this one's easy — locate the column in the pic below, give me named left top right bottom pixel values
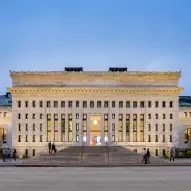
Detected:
left=72, top=113, right=76, bottom=143
left=101, top=113, right=105, bottom=145
left=58, top=113, right=61, bottom=142
left=115, top=113, right=118, bottom=143
left=122, top=113, right=126, bottom=142
left=130, top=114, right=133, bottom=142
left=51, top=113, right=54, bottom=142
left=86, top=113, right=90, bottom=145
left=79, top=112, right=83, bottom=146
left=65, top=113, right=68, bottom=142
left=137, top=114, right=140, bottom=142
left=108, top=113, right=112, bottom=145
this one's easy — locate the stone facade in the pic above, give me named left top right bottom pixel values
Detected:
left=9, top=70, right=183, bottom=157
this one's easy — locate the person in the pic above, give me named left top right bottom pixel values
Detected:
left=51, top=142, right=56, bottom=154
left=2, top=146, right=7, bottom=162
left=170, top=147, right=175, bottom=162
left=48, top=141, right=52, bottom=154
left=147, top=148, right=151, bottom=164
left=7, top=148, right=11, bottom=162
left=142, top=148, right=147, bottom=164
left=13, top=148, right=17, bottom=161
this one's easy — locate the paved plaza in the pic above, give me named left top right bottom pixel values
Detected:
left=0, top=167, right=191, bottom=191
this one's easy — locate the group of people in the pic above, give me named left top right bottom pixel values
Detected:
left=1, top=146, right=17, bottom=162
left=48, top=142, right=57, bottom=155
left=142, top=148, right=150, bottom=164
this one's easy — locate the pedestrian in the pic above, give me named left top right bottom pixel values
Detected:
left=170, top=147, right=175, bottom=162
left=142, top=148, right=147, bottom=164
left=2, top=147, right=7, bottom=162
left=48, top=141, right=52, bottom=154
left=13, top=148, right=17, bottom=161
left=51, top=142, right=56, bottom=154
left=7, top=148, right=11, bottom=162
left=147, top=148, right=151, bottom=164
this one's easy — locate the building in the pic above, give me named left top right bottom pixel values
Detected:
left=0, top=92, right=12, bottom=145
left=9, top=68, right=184, bottom=157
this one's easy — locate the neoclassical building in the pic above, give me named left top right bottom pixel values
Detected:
left=9, top=68, right=185, bottom=157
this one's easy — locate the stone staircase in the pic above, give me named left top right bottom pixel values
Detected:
left=24, top=146, right=165, bottom=165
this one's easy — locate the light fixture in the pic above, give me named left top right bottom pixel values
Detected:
left=93, top=120, right=98, bottom=125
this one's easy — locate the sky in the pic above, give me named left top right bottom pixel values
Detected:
left=0, top=0, right=191, bottom=94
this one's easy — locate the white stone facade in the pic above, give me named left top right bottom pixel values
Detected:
left=9, top=70, right=183, bottom=157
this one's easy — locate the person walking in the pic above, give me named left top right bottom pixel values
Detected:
left=48, top=141, right=52, bottom=154
left=147, top=148, right=151, bottom=164
left=170, top=147, right=175, bottom=162
left=142, top=148, right=147, bottom=164
left=7, top=148, right=11, bottom=162
left=2, top=147, right=7, bottom=162
left=51, top=142, right=56, bottom=155
left=13, top=148, right=17, bottom=161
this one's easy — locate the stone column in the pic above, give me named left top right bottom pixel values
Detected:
left=101, top=113, right=105, bottom=145
left=79, top=112, right=83, bottom=146
left=130, top=114, right=133, bottom=142
left=115, top=113, right=118, bottom=143
left=108, top=113, right=112, bottom=145
left=72, top=112, right=76, bottom=143
left=122, top=113, right=126, bottom=142
left=65, top=113, right=68, bottom=142
left=86, top=113, right=90, bottom=145
left=58, top=113, right=61, bottom=142
left=137, top=114, right=140, bottom=142
left=51, top=113, right=54, bottom=142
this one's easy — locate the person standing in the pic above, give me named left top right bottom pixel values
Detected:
left=51, top=142, right=56, bottom=155
left=13, top=148, right=17, bottom=161
left=2, top=147, right=7, bottom=162
left=7, top=148, right=11, bottom=162
left=147, top=148, right=151, bottom=164
left=142, top=148, right=147, bottom=164
left=48, top=141, right=52, bottom=154
left=170, top=147, right=175, bottom=162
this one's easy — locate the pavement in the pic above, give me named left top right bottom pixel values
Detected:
left=0, top=166, right=191, bottom=191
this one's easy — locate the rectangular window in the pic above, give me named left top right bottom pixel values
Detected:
left=33, top=135, right=35, bottom=142
left=112, top=101, right=115, bottom=108
left=18, top=113, right=21, bottom=119
left=155, top=124, right=158, bottom=131
left=61, top=101, right=65, bottom=108
left=112, top=123, right=115, bottom=131
left=68, top=101, right=72, bottom=108
left=148, top=101, right=152, bottom=108
left=32, top=101, right=36, bottom=108
left=26, top=124, right=28, bottom=131
left=155, top=101, right=159, bottom=108
left=148, top=114, right=151, bottom=119
left=163, top=114, right=166, bottom=119
left=97, top=101, right=101, bottom=108
left=126, top=101, right=130, bottom=108
left=133, top=101, right=137, bottom=108
left=76, top=113, right=79, bottom=119
left=47, top=101, right=51, bottom=108
left=184, top=112, right=188, bottom=118
left=163, top=135, right=165, bottom=142
left=112, top=114, right=115, bottom=119
left=104, top=101, right=109, bottom=108
left=163, top=124, right=165, bottom=131
left=155, top=114, right=158, bottom=119
left=170, top=135, right=172, bottom=142
left=4, top=112, right=7, bottom=117
left=148, top=135, right=151, bottom=142
left=18, top=124, right=21, bottom=131
left=170, top=114, right=173, bottom=119
left=54, top=101, right=58, bottom=108
left=40, top=114, right=43, bottom=119
left=17, top=100, right=21, bottom=108
left=18, top=135, right=21, bottom=142
left=32, top=113, right=35, bottom=119
left=40, top=124, right=43, bottom=131
left=155, top=135, right=158, bottom=142
left=25, top=135, right=28, bottom=142
left=76, top=101, right=79, bottom=108
left=162, top=101, right=166, bottom=108
left=76, top=135, right=79, bottom=142
left=140, top=101, right=145, bottom=108
left=25, top=101, right=28, bottom=108
left=170, top=124, right=172, bottom=131
left=170, top=101, right=173, bottom=108
left=90, top=101, right=94, bottom=108
left=76, top=123, right=79, bottom=131
left=148, top=124, right=151, bottom=131
left=25, top=113, right=28, bottom=119
left=83, top=101, right=87, bottom=108
left=39, top=100, right=43, bottom=108
left=119, top=101, right=123, bottom=108
left=33, top=124, right=35, bottom=131
left=40, top=135, right=43, bottom=142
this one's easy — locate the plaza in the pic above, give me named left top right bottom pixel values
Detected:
left=0, top=166, right=191, bottom=191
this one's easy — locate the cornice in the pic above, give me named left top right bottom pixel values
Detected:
left=10, top=87, right=184, bottom=95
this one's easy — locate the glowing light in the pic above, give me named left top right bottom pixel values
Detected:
left=93, top=120, right=98, bottom=125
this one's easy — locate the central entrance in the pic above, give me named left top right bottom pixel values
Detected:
left=90, top=114, right=101, bottom=145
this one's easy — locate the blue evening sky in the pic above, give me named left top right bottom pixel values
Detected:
left=0, top=0, right=191, bottom=94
